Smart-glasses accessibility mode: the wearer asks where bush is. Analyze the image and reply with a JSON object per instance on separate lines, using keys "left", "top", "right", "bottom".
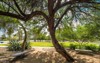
{"left": 69, "top": 43, "right": 77, "bottom": 50}
{"left": 8, "top": 40, "right": 31, "bottom": 51}
{"left": 98, "top": 45, "right": 100, "bottom": 52}
{"left": 8, "top": 40, "right": 21, "bottom": 51}
{"left": 24, "top": 42, "right": 31, "bottom": 49}
{"left": 85, "top": 44, "right": 98, "bottom": 52}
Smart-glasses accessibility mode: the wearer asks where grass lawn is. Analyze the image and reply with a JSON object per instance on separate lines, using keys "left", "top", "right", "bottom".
{"left": 0, "top": 42, "right": 100, "bottom": 52}
{"left": 0, "top": 42, "right": 99, "bottom": 48}
{"left": 30, "top": 42, "right": 53, "bottom": 47}
{"left": 0, "top": 42, "right": 71, "bottom": 47}
{"left": 0, "top": 44, "right": 8, "bottom": 46}
{"left": 30, "top": 42, "right": 71, "bottom": 47}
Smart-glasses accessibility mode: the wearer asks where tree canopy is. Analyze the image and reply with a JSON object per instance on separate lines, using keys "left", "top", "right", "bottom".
{"left": 0, "top": 0, "right": 100, "bottom": 62}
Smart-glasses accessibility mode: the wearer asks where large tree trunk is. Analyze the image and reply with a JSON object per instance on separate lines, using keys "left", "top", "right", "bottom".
{"left": 48, "top": 17, "right": 74, "bottom": 62}
{"left": 49, "top": 28, "right": 74, "bottom": 62}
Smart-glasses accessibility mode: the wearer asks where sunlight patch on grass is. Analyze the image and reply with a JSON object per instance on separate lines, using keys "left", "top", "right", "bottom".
{"left": 0, "top": 44, "right": 8, "bottom": 46}
{"left": 30, "top": 42, "right": 53, "bottom": 47}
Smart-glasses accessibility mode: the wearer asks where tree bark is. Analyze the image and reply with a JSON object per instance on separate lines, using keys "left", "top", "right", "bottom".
{"left": 21, "top": 26, "right": 27, "bottom": 51}
{"left": 48, "top": 17, "right": 74, "bottom": 62}
{"left": 19, "top": 21, "right": 27, "bottom": 51}
{"left": 49, "top": 28, "right": 74, "bottom": 62}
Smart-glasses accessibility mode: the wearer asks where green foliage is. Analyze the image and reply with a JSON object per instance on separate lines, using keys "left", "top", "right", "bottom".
{"left": 69, "top": 44, "right": 77, "bottom": 50}
{"left": 8, "top": 40, "right": 21, "bottom": 51}
{"left": 25, "top": 42, "right": 31, "bottom": 49}
{"left": 7, "top": 40, "right": 31, "bottom": 51}
{"left": 97, "top": 45, "right": 100, "bottom": 52}
{"left": 84, "top": 44, "right": 98, "bottom": 52}
{"left": 62, "top": 42, "right": 100, "bottom": 52}
{"left": 56, "top": 16, "right": 100, "bottom": 42}
{"left": 1, "top": 41, "right": 99, "bottom": 52}
{"left": 59, "top": 42, "right": 70, "bottom": 47}
{"left": 56, "top": 26, "right": 76, "bottom": 41}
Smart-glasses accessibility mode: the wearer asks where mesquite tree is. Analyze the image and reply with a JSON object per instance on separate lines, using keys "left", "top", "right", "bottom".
{"left": 0, "top": 0, "right": 100, "bottom": 62}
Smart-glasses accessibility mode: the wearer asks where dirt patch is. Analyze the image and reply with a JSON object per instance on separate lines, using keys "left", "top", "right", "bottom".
{"left": 0, "top": 47, "right": 100, "bottom": 63}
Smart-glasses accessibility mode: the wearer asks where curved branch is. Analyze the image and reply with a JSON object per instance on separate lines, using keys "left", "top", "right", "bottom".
{"left": 54, "top": 5, "right": 71, "bottom": 29}
{"left": 0, "top": 11, "right": 25, "bottom": 21}
{"left": 13, "top": 0, "right": 26, "bottom": 16}
{"left": 18, "top": 21, "right": 27, "bottom": 51}
{"left": 0, "top": 1, "right": 20, "bottom": 15}
{"left": 0, "top": 10, "right": 49, "bottom": 22}
{"left": 25, "top": 11, "right": 49, "bottom": 21}
{"left": 54, "top": 1, "right": 72, "bottom": 13}
{"left": 54, "top": 1, "right": 100, "bottom": 13}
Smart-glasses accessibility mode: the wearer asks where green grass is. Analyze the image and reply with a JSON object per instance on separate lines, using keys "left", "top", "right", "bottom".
{"left": 59, "top": 42, "right": 71, "bottom": 47}
{"left": 0, "top": 42, "right": 99, "bottom": 48}
{"left": 0, "top": 42, "right": 73, "bottom": 47}
{"left": 30, "top": 42, "right": 74, "bottom": 47}
{"left": 0, "top": 42, "right": 100, "bottom": 52}
{"left": 30, "top": 42, "right": 53, "bottom": 47}
{"left": 0, "top": 44, "right": 8, "bottom": 46}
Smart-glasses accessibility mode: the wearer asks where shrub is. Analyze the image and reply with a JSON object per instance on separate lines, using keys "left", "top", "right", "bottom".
{"left": 59, "top": 42, "right": 70, "bottom": 48}
{"left": 24, "top": 42, "right": 31, "bottom": 49}
{"left": 85, "top": 44, "right": 98, "bottom": 52}
{"left": 8, "top": 40, "right": 31, "bottom": 51}
{"left": 98, "top": 45, "right": 100, "bottom": 52}
{"left": 69, "top": 43, "right": 77, "bottom": 50}
{"left": 8, "top": 40, "right": 21, "bottom": 51}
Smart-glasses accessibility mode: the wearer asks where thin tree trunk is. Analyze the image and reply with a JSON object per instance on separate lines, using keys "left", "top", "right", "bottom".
{"left": 18, "top": 30, "right": 21, "bottom": 41}
{"left": 21, "top": 26, "right": 27, "bottom": 51}
{"left": 19, "top": 21, "right": 27, "bottom": 51}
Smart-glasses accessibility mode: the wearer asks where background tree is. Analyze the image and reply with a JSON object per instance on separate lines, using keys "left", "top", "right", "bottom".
{"left": 0, "top": 16, "right": 18, "bottom": 41}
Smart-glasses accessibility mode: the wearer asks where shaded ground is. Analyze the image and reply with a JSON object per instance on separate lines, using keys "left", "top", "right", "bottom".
{"left": 0, "top": 47, "right": 100, "bottom": 63}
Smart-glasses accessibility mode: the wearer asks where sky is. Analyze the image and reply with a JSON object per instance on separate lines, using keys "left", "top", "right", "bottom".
{"left": 0, "top": 31, "right": 3, "bottom": 37}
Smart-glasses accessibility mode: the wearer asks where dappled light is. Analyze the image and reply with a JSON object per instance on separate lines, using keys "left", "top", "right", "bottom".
{"left": 0, "top": 0, "right": 100, "bottom": 63}
{"left": 0, "top": 48, "right": 100, "bottom": 63}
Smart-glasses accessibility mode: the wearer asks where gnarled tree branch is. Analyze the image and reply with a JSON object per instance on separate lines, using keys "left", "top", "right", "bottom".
{"left": 25, "top": 11, "right": 49, "bottom": 21}
{"left": 13, "top": 0, "right": 26, "bottom": 16}
{"left": 0, "top": 10, "right": 25, "bottom": 21}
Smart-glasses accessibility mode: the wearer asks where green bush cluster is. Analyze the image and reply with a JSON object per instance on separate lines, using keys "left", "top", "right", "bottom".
{"left": 84, "top": 44, "right": 98, "bottom": 52}
{"left": 2, "top": 41, "right": 100, "bottom": 52}
{"left": 8, "top": 40, "right": 31, "bottom": 51}
{"left": 68, "top": 42, "right": 100, "bottom": 52}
